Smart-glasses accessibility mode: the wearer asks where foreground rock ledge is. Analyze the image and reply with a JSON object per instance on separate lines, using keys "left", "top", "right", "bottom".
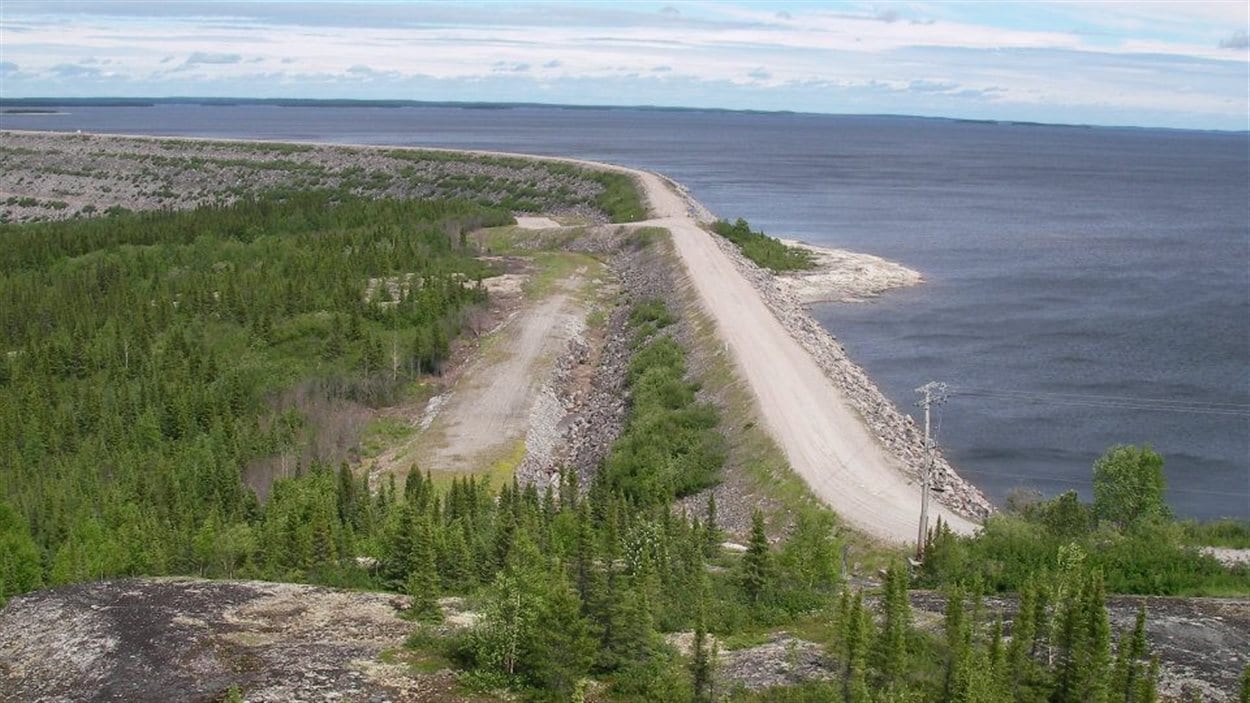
{"left": 0, "top": 578, "right": 441, "bottom": 703}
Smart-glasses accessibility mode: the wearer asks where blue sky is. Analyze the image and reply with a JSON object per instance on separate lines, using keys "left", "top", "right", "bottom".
{"left": 1, "top": 1, "right": 1247, "bottom": 130}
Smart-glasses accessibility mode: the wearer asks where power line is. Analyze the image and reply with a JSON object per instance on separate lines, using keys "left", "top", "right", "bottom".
{"left": 953, "top": 468, "right": 1250, "bottom": 498}
{"left": 948, "top": 385, "right": 1250, "bottom": 417}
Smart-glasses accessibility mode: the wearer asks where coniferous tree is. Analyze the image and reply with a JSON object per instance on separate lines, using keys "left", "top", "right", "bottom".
{"left": 1079, "top": 571, "right": 1112, "bottom": 703}
{"left": 943, "top": 586, "right": 971, "bottom": 703}
{"left": 527, "top": 569, "right": 595, "bottom": 700}
{"left": 440, "top": 521, "right": 474, "bottom": 592}
{"left": 1051, "top": 568, "right": 1112, "bottom": 703}
{"left": 1139, "top": 656, "right": 1161, "bottom": 703}
{"left": 384, "top": 501, "right": 417, "bottom": 587}
{"left": 1111, "top": 605, "right": 1151, "bottom": 703}
{"left": 404, "top": 516, "right": 442, "bottom": 622}
{"left": 840, "top": 589, "right": 873, "bottom": 703}
{"left": 1009, "top": 579, "right": 1039, "bottom": 697}
{"left": 740, "top": 509, "right": 770, "bottom": 607}
{"left": 605, "top": 576, "right": 659, "bottom": 672}
{"left": 0, "top": 504, "right": 43, "bottom": 606}
{"left": 690, "top": 586, "right": 714, "bottom": 703}
{"left": 876, "top": 561, "right": 911, "bottom": 687}
{"left": 702, "top": 493, "right": 719, "bottom": 558}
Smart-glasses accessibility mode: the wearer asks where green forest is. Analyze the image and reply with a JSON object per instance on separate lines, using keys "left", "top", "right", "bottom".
{"left": 0, "top": 192, "right": 507, "bottom": 595}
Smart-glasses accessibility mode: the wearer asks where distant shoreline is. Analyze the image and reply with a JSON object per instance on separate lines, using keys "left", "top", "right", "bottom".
{"left": 1, "top": 97, "right": 1245, "bottom": 134}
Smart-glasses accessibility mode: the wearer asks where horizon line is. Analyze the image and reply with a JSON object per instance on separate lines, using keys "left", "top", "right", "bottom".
{"left": 2, "top": 95, "right": 1247, "bottom": 135}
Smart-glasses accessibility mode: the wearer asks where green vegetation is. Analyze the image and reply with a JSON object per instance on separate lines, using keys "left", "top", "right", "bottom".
{"left": 600, "top": 300, "right": 725, "bottom": 506}
{"left": 919, "top": 445, "right": 1250, "bottom": 596}
{"left": 0, "top": 192, "right": 508, "bottom": 602}
{"left": 711, "top": 218, "right": 816, "bottom": 272}
{"left": 1181, "top": 519, "right": 1250, "bottom": 549}
{"left": 588, "top": 171, "right": 648, "bottom": 223}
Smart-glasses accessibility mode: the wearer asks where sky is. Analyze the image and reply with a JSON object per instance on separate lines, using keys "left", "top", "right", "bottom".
{"left": 1, "top": 1, "right": 1247, "bottom": 130}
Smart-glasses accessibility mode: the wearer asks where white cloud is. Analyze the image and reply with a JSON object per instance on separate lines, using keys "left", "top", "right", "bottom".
{"left": 184, "top": 52, "right": 242, "bottom": 65}
{"left": 0, "top": 1, "right": 1244, "bottom": 129}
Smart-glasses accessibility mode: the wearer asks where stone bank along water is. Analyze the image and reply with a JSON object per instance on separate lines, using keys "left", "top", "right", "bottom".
{"left": 5, "top": 105, "right": 1247, "bottom": 519}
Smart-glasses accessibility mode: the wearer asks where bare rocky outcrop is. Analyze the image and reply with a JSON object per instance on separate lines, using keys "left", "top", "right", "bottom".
{"left": 776, "top": 238, "right": 924, "bottom": 304}
{"left": 0, "top": 131, "right": 608, "bottom": 223}
{"left": 0, "top": 578, "right": 462, "bottom": 703}
{"left": 717, "top": 634, "right": 836, "bottom": 692}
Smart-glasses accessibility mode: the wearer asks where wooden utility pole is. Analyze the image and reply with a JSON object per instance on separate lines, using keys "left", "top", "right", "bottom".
{"left": 915, "top": 381, "right": 947, "bottom": 560}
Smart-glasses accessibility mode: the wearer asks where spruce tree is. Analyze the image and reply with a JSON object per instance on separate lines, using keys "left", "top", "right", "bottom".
{"left": 943, "top": 586, "right": 970, "bottom": 703}
{"left": 1052, "top": 569, "right": 1111, "bottom": 703}
{"left": 526, "top": 569, "right": 595, "bottom": 700}
{"left": 406, "top": 517, "right": 441, "bottom": 623}
{"left": 1139, "top": 656, "right": 1161, "bottom": 703}
{"left": 440, "top": 521, "right": 473, "bottom": 592}
{"left": 1111, "top": 605, "right": 1150, "bottom": 703}
{"left": 703, "top": 493, "right": 719, "bottom": 558}
{"left": 1081, "top": 572, "right": 1112, "bottom": 703}
{"left": 842, "top": 589, "right": 873, "bottom": 703}
{"left": 876, "top": 561, "right": 911, "bottom": 687}
{"left": 740, "top": 509, "right": 770, "bottom": 607}
{"left": 605, "top": 576, "right": 658, "bottom": 671}
{"left": 690, "top": 588, "right": 714, "bottom": 703}
{"left": 384, "top": 501, "right": 417, "bottom": 587}
{"left": 572, "top": 501, "right": 595, "bottom": 605}
{"left": 1009, "top": 581, "right": 1038, "bottom": 696}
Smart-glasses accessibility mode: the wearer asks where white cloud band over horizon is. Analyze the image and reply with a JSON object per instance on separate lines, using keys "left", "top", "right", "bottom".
{"left": 1, "top": 0, "right": 1247, "bottom": 130}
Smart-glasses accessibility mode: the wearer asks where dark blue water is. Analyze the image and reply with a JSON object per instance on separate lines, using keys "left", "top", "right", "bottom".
{"left": 4, "top": 105, "right": 1247, "bottom": 519}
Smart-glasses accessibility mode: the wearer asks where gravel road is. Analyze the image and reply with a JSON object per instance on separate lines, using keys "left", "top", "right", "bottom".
{"left": 625, "top": 170, "right": 976, "bottom": 542}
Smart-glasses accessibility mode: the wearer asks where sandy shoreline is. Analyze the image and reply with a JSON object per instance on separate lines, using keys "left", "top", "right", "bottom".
{"left": 2, "top": 129, "right": 990, "bottom": 541}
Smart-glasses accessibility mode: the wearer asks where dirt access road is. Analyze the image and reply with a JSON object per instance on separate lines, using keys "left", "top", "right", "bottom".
{"left": 629, "top": 172, "right": 976, "bottom": 542}
{"left": 376, "top": 237, "right": 588, "bottom": 480}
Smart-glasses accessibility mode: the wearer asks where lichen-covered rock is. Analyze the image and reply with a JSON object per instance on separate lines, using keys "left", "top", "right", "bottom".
{"left": 0, "top": 578, "right": 462, "bottom": 703}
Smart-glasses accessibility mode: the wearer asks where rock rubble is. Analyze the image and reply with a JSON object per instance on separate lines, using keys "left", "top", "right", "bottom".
{"left": 513, "top": 233, "right": 682, "bottom": 492}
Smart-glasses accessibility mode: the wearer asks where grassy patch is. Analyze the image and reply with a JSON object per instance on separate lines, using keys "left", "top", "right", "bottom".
{"left": 600, "top": 298, "right": 725, "bottom": 505}
{"left": 1181, "top": 519, "right": 1250, "bottom": 549}
{"left": 426, "top": 439, "right": 527, "bottom": 493}
{"left": 524, "top": 251, "right": 599, "bottom": 299}
{"left": 359, "top": 417, "right": 415, "bottom": 458}
{"left": 591, "top": 171, "right": 648, "bottom": 223}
